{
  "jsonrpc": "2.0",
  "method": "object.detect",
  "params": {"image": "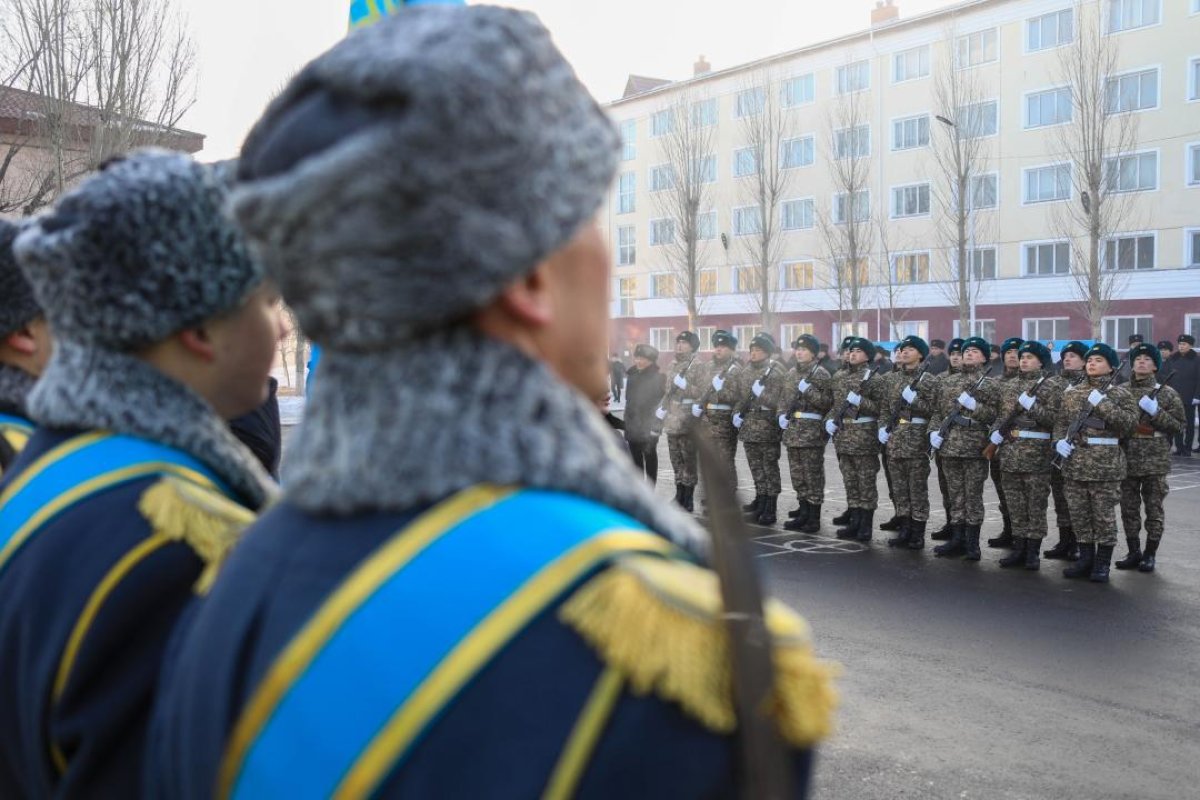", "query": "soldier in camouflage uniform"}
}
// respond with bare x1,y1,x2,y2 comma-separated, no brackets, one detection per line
734,333,788,525
988,341,1063,570
986,337,1024,549
931,338,964,541
692,330,742,501
1044,341,1088,560
876,336,939,549
780,334,833,533
1117,342,1185,573
929,337,1000,561
824,337,886,541
657,331,707,511
1053,343,1139,583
